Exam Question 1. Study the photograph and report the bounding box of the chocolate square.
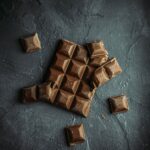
[21,33,41,53]
[48,68,64,88]
[104,58,122,78]
[109,95,129,113]
[61,75,80,94]
[55,90,74,110]
[67,60,86,79]
[58,39,76,57]
[53,53,70,72]
[71,96,91,117]
[38,82,58,103]
[93,67,110,87]
[87,41,108,58]
[65,124,86,146]
[22,85,37,103]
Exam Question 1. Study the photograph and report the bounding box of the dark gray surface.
[0,0,150,150]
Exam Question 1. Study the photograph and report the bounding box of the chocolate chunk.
[38,82,58,103]
[55,90,74,110]
[104,58,122,79]
[71,96,91,117]
[93,67,110,87]
[109,95,129,113]
[22,85,37,103]
[87,41,108,59]
[21,33,41,53]
[65,124,86,146]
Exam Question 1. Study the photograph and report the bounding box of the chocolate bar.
[21,33,41,53]
[22,39,122,117]
[109,95,129,113]
[65,124,86,146]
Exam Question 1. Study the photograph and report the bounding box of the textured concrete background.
[0,0,150,150]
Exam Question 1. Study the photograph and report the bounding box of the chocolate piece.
[104,58,122,78]
[87,41,108,59]
[22,85,37,103]
[109,95,129,113]
[71,96,91,117]
[93,58,122,87]
[65,124,86,146]
[38,82,58,103]
[55,90,74,110]
[21,33,41,53]
[93,67,110,87]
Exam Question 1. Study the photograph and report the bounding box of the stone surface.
[0,0,150,150]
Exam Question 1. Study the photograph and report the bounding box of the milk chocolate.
[109,95,129,113]
[65,124,86,146]
[22,85,38,103]
[21,33,41,53]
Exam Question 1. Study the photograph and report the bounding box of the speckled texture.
[0,0,150,150]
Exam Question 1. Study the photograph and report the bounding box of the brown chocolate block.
[84,65,95,81]
[73,45,89,64]
[21,33,41,53]
[22,85,37,103]
[77,81,94,99]
[87,41,108,59]
[93,67,110,87]
[58,39,76,57]
[67,60,86,79]
[38,82,58,103]
[71,96,91,117]
[55,90,74,110]
[48,68,64,88]
[61,75,80,94]
[53,53,70,73]
[104,58,122,79]
[109,95,129,113]
[65,124,86,146]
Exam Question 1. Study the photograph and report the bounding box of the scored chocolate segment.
[58,40,76,57]
[65,124,86,146]
[52,53,70,73]
[71,96,91,117]
[104,58,122,79]
[109,95,129,113]
[55,90,74,110]
[38,82,58,103]
[48,68,64,88]
[22,85,38,103]
[67,60,87,79]
[73,45,89,64]
[61,75,80,94]
[93,67,110,87]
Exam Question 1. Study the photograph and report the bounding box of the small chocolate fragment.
[109,95,129,113]
[22,85,37,103]
[65,124,86,146]
[21,33,41,53]
[38,82,58,103]
[104,58,122,79]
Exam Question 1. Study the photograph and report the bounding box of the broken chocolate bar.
[21,33,41,53]
[109,95,129,113]
[65,124,86,146]
[22,85,38,103]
